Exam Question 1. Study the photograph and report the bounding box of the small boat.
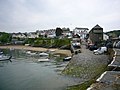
[38,52,49,62]
[0,56,12,62]
[26,51,31,54]
[48,49,55,52]
[0,51,3,54]
[39,52,49,56]
[10,48,14,51]
[63,56,72,61]
[26,51,36,55]
[38,58,49,62]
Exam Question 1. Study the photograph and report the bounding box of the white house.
[37,29,56,38]
[27,32,39,38]
[47,29,56,38]
[12,33,26,38]
[47,33,56,38]
[103,34,109,40]
[62,28,72,37]
[73,27,89,39]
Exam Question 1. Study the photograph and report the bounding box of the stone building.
[89,24,103,44]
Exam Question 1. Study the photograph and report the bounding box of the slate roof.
[75,27,89,30]
[92,24,103,29]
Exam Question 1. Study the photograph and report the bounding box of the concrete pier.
[87,48,120,90]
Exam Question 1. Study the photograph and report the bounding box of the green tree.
[105,30,120,38]
[55,27,63,37]
[0,32,11,44]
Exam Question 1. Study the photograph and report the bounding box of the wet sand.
[0,45,72,56]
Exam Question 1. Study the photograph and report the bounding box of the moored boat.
[38,52,49,62]
[26,51,36,55]
[39,52,49,56]
[0,55,12,62]
[38,58,49,62]
[63,56,72,61]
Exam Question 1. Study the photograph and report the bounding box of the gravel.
[62,44,110,83]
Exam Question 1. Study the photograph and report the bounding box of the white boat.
[38,58,49,62]
[63,56,72,61]
[38,52,49,62]
[26,51,36,55]
[0,55,12,62]
[49,49,56,52]
[0,51,3,54]
[10,48,14,50]
[39,52,49,56]
[26,51,31,54]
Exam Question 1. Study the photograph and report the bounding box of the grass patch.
[66,79,95,90]
[62,66,85,77]
[65,65,108,90]
[55,56,64,62]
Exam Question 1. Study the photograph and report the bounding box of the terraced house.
[73,27,89,39]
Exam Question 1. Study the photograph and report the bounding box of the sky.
[0,0,120,33]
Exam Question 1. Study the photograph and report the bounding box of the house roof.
[92,24,103,29]
[75,27,89,30]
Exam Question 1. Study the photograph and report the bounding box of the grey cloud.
[0,0,120,32]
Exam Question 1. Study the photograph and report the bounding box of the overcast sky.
[0,0,120,33]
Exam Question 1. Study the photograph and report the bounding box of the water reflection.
[0,49,76,90]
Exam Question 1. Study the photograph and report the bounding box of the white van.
[93,47,107,55]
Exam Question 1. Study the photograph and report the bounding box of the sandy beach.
[0,45,72,56]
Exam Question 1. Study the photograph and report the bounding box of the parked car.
[116,41,120,49]
[89,44,98,51]
[93,47,107,55]
[113,41,120,49]
[113,41,118,48]
[71,38,81,48]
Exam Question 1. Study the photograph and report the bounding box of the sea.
[0,49,76,90]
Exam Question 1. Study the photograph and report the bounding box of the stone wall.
[87,48,120,90]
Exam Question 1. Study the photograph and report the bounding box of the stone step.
[108,56,120,70]
[96,71,120,84]
[114,49,120,56]
[87,71,120,90]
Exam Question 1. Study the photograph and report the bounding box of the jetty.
[87,48,120,90]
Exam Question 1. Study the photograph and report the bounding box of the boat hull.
[63,56,72,61]
[38,58,49,62]
[0,56,12,61]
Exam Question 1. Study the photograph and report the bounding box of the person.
[106,41,113,48]
[106,40,113,61]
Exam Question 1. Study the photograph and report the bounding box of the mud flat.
[0,45,72,56]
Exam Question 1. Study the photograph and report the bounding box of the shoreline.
[0,45,72,56]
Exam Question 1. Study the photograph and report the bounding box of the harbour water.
[0,49,76,90]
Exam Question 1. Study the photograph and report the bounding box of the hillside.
[105,30,120,38]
